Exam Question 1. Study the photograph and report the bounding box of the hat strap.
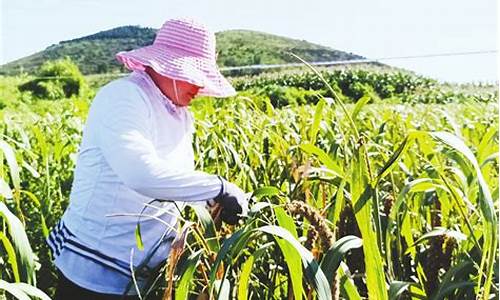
[173,79,180,103]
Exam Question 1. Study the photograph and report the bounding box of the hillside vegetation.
[0,26,365,75]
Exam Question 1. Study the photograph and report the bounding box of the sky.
[1,0,498,83]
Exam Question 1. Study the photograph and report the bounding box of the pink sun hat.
[116,18,236,98]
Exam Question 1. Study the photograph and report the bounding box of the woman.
[47,18,248,299]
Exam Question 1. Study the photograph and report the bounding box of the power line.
[2,49,496,79]
[221,49,498,71]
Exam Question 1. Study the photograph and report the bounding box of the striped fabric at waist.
[46,221,174,278]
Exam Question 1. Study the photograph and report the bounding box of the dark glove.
[212,177,249,225]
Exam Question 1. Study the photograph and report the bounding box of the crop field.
[0,61,498,299]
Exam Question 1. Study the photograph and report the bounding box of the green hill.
[215,30,363,66]
[0,26,365,75]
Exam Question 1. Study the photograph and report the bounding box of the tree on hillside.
[18,57,87,100]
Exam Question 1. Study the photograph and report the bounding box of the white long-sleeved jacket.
[47,71,222,294]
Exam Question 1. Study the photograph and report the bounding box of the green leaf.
[0,140,21,207]
[209,228,253,288]
[190,204,219,252]
[389,281,414,300]
[375,132,421,184]
[407,227,466,252]
[252,186,280,199]
[320,235,363,282]
[9,282,52,300]
[431,261,474,300]
[407,284,427,299]
[249,202,273,215]
[0,280,31,300]
[386,178,444,259]
[21,161,40,178]
[338,262,362,300]
[476,125,497,164]
[300,143,344,178]
[175,250,203,300]
[257,225,332,300]
[0,140,21,194]
[274,207,298,238]
[350,145,388,300]
[431,282,475,300]
[0,177,13,199]
[351,94,371,120]
[310,98,326,144]
[19,190,49,237]
[0,202,37,284]
[0,232,20,282]
[332,179,347,230]
[134,224,144,251]
[18,190,41,207]
[238,255,255,300]
[237,242,273,300]
[274,207,302,300]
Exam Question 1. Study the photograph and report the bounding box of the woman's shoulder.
[99,75,144,98]
[93,75,151,107]
[87,75,153,120]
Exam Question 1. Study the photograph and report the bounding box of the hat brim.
[116,45,236,98]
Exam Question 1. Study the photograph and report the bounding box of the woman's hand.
[211,179,249,225]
